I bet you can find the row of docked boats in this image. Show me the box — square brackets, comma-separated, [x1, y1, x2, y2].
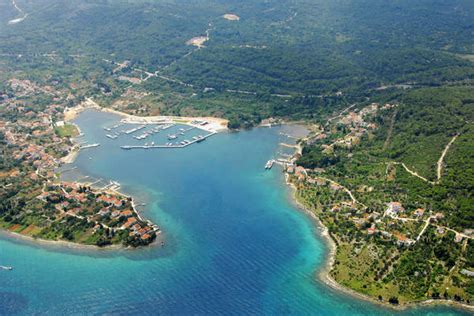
[120, 134, 208, 150]
[106, 123, 177, 141]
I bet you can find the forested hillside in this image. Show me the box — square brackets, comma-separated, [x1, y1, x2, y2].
[0, 0, 472, 126]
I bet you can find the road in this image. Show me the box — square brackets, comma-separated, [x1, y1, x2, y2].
[436, 134, 459, 182]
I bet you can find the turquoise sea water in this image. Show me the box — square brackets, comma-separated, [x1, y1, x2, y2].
[0, 109, 468, 315]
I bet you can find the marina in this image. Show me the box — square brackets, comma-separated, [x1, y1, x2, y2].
[120, 133, 215, 150]
[100, 119, 215, 151]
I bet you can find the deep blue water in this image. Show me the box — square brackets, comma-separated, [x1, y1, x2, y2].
[0, 109, 468, 315]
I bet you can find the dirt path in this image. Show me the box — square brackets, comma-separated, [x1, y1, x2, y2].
[327, 104, 357, 123]
[416, 217, 432, 241]
[311, 175, 367, 209]
[390, 162, 436, 185]
[436, 134, 459, 182]
[8, 0, 28, 24]
[383, 109, 397, 150]
[388, 133, 459, 185]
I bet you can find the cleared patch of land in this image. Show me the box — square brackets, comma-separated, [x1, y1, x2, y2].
[186, 36, 208, 48]
[55, 124, 79, 138]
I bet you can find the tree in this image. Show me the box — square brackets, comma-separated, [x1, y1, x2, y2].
[388, 296, 399, 305]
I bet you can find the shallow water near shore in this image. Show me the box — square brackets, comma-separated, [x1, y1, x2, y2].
[0, 109, 469, 315]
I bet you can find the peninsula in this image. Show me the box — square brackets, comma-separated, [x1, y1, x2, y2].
[0, 80, 227, 248]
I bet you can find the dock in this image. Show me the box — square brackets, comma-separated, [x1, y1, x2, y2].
[124, 125, 146, 135]
[121, 132, 216, 150]
[80, 143, 100, 149]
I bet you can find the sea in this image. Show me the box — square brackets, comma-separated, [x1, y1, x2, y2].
[0, 109, 468, 315]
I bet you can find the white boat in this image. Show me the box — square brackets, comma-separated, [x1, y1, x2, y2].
[265, 160, 274, 169]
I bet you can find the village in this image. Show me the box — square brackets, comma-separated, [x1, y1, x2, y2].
[281, 100, 473, 304]
[0, 78, 159, 247]
[285, 102, 473, 248]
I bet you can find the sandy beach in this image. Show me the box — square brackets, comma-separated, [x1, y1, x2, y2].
[60, 148, 80, 164]
[64, 98, 228, 132]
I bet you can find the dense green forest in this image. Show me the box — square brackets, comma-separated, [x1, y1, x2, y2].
[0, 0, 473, 126]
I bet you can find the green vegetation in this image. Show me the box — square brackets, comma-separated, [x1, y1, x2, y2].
[294, 86, 474, 305]
[54, 124, 79, 138]
[0, 0, 472, 127]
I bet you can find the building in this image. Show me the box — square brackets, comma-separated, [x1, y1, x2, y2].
[385, 202, 404, 217]
[413, 208, 425, 218]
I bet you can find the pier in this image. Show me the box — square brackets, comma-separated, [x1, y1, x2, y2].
[124, 125, 146, 135]
[121, 132, 216, 150]
[61, 166, 78, 173]
[101, 180, 121, 191]
[80, 143, 100, 149]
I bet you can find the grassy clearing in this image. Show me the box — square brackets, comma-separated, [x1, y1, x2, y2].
[55, 124, 79, 138]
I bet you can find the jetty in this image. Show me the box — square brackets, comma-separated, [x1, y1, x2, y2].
[61, 166, 78, 173]
[124, 125, 146, 135]
[80, 143, 100, 149]
[101, 180, 121, 191]
[121, 132, 215, 150]
[160, 123, 175, 130]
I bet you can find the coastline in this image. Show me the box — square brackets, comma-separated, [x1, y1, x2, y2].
[0, 223, 163, 252]
[64, 98, 229, 132]
[47, 99, 228, 251]
[285, 174, 474, 312]
[32, 102, 474, 310]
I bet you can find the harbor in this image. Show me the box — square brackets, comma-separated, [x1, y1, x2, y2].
[121, 132, 216, 150]
[97, 117, 217, 151]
